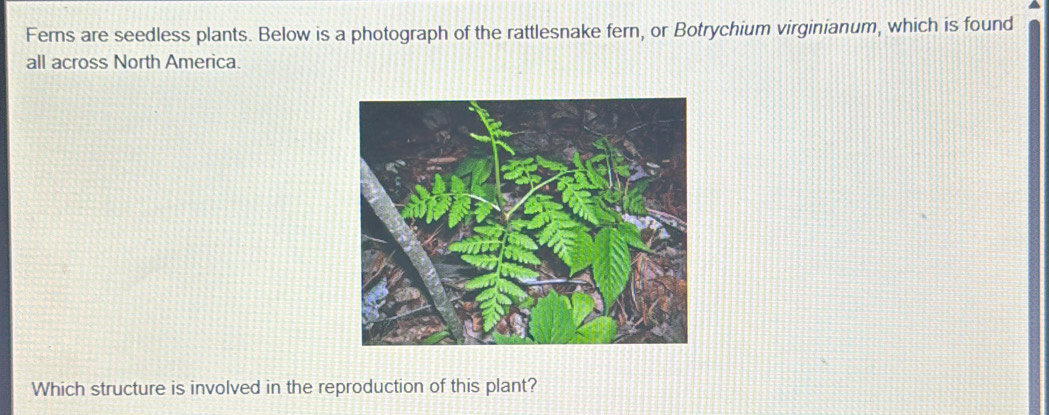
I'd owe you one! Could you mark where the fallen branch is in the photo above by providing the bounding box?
[360,158,464,342]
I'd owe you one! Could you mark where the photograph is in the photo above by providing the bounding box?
[360,99,687,345]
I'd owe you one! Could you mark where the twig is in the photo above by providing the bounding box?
[647,209,687,234]
[630,104,643,124]
[581,123,608,137]
[624,119,685,136]
[373,294,464,324]
[519,279,588,286]
[362,233,388,244]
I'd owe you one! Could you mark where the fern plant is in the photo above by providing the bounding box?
[401,101,651,333]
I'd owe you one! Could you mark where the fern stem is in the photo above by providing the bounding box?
[491,139,503,209]
[505,170,576,218]
[493,222,511,282]
[465,194,500,213]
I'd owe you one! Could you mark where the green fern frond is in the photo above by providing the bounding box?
[473,224,505,237]
[471,274,529,331]
[447,176,471,227]
[448,194,471,227]
[502,157,541,186]
[415,184,431,199]
[401,193,426,219]
[561,186,598,225]
[506,232,538,250]
[571,152,584,169]
[403,104,657,336]
[592,136,613,152]
[493,140,516,156]
[469,132,493,144]
[584,159,608,189]
[623,178,650,216]
[537,216,584,264]
[468,101,515,156]
[623,194,647,216]
[494,277,528,300]
[400,173,489,228]
[461,254,500,270]
[535,155,568,172]
[474,201,494,223]
[498,262,538,281]
[523,195,561,215]
[464,272,499,290]
[449,235,501,254]
[502,244,541,265]
[523,194,587,265]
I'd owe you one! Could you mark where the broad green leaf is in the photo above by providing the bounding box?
[571,316,616,344]
[568,231,593,275]
[593,227,630,313]
[571,292,595,327]
[454,156,482,178]
[472,159,492,186]
[618,222,650,253]
[529,292,575,344]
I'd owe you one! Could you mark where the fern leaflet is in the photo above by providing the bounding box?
[593,226,631,313]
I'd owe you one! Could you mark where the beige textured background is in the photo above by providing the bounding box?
[7,1,1042,413]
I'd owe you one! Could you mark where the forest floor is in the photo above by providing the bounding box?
[361,99,687,345]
